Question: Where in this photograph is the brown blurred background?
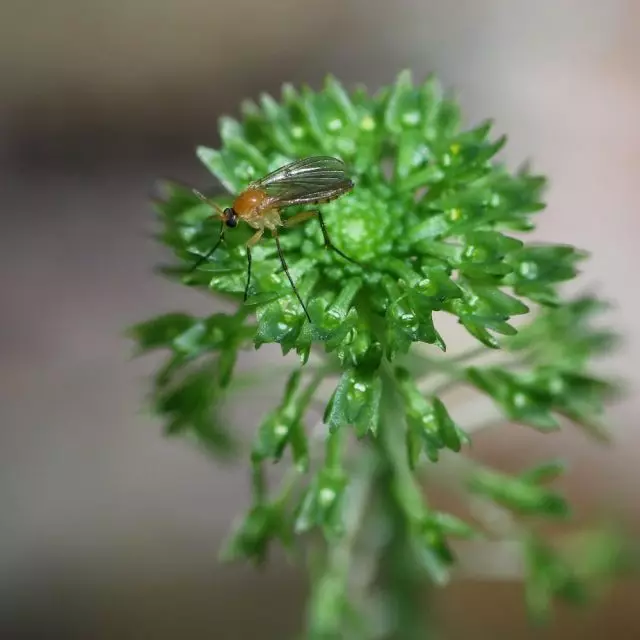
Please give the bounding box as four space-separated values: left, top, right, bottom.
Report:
1 0 639 638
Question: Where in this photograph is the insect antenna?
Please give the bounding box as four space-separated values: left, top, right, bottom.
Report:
192 189 226 217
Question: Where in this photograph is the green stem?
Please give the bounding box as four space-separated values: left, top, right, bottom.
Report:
373 364 433 640
306 366 435 640
305 439 378 639
325 428 345 470
324 451 378 584
251 460 266 503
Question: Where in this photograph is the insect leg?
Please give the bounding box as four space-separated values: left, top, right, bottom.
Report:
286 210 362 267
273 231 311 322
315 209 362 266
189 219 225 272
245 247 252 302
244 229 264 302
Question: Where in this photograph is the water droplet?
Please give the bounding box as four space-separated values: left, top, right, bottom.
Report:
274 423 288 438
421 413 437 430
353 381 367 394
418 278 438 296
463 245 488 262
360 115 376 131
547 376 565 395
347 379 366 402
512 391 529 408
519 261 538 279
319 487 336 506
402 111 420 125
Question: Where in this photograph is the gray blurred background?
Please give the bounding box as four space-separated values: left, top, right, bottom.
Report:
1 0 639 637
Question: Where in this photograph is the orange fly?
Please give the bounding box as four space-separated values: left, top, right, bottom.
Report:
190 156 360 321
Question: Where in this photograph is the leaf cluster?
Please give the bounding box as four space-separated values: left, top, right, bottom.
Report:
131 71 627 632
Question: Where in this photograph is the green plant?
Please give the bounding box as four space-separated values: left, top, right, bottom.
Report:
130 70 631 639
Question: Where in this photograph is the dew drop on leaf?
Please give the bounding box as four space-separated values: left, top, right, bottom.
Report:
319 487 336 506
519 261 539 279
463 246 488 263
513 391 529 408
346 379 368 406
360 115 375 131
418 278 438 296
402 111 420 126
274 423 289 438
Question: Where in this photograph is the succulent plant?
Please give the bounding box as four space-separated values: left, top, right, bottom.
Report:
130 70 630 639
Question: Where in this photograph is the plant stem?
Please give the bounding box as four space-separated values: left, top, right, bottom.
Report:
373 364 433 640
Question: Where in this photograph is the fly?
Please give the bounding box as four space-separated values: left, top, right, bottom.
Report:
190 156 360 321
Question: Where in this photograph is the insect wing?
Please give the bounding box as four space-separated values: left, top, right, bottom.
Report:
250 156 354 206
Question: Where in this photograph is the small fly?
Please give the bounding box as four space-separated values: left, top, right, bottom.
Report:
190 156 360 321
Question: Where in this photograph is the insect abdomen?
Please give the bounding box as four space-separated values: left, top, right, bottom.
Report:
312 180 354 205
313 195 342 205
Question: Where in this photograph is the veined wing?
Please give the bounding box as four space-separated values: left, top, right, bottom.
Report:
249 156 354 207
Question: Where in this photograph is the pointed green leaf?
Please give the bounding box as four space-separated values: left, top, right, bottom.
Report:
469 468 570 518
129 313 197 352
520 459 568 485
384 69 416 134
324 369 382 437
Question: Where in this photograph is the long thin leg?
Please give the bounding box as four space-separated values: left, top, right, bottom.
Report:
244 246 252 302
244 229 264 302
285 210 362 267
189 219 225 272
315 209 361 266
273 231 311 322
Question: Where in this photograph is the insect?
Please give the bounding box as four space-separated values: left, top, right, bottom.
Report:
190 156 360 321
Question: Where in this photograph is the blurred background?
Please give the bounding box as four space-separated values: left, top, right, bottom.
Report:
1 0 639 637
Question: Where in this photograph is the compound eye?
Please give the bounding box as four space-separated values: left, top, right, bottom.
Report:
224 208 238 228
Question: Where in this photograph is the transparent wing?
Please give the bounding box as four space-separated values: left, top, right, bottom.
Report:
250 156 354 206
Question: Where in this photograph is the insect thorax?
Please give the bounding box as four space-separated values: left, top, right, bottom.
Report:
246 208 282 231
233 189 269 217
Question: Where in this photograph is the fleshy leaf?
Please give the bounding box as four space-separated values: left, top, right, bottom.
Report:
324 369 382 437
